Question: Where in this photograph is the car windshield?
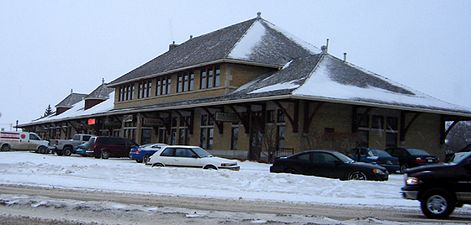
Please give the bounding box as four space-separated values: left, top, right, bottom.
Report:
450 152 471 164
332 151 354 163
407 148 430 156
369 149 392 157
191 147 212 158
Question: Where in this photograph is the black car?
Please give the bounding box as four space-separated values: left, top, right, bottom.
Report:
349 147 400 174
270 150 389 181
402 152 471 219
385 147 439 172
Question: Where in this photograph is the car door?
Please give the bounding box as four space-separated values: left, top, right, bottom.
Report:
287 152 312 174
28 133 43 150
456 155 471 200
174 148 199 167
158 147 176 166
311 152 342 178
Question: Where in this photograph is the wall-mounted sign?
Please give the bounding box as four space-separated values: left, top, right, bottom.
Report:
123 115 133 122
87 118 96 125
215 112 240 122
143 118 162 126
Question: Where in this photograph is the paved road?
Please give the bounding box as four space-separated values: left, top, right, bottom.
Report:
0 184 470 224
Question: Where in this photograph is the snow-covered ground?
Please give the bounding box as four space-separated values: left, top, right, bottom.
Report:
0 151 469 213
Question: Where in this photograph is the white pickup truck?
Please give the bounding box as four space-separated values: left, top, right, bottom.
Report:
53 134 94 156
0 131 49 153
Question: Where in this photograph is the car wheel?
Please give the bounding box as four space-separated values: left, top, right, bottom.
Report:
63 146 72 156
101 151 110 159
38 146 47 154
203 165 217 170
1 144 10 151
420 189 455 219
152 163 164 167
56 150 64 156
348 171 367 180
136 159 143 163
143 155 150 165
400 164 408 173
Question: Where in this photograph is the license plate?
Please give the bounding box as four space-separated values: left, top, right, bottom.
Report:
427 159 433 162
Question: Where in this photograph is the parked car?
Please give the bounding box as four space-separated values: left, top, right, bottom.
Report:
401 152 471 219
148 145 240 171
129 143 167 164
75 139 94 157
0 131 49 153
53 134 95 156
385 147 439 172
86 136 138 159
270 150 389 181
349 147 400 174
445 144 471 162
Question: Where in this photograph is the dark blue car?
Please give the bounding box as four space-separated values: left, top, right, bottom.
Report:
129 143 167 164
349 147 400 174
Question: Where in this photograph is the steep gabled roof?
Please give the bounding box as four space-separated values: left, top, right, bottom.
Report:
85 83 114 100
55 92 87 108
108 16 318 86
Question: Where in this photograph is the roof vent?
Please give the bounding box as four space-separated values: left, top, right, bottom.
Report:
343 53 347 62
190 35 193 39
70 89 73 94
321 46 327 53
257 12 261 18
102 78 105 84
169 41 179 51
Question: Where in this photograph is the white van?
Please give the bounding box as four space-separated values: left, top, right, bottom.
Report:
0 131 49 152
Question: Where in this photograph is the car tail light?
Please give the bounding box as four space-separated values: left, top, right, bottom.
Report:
92 144 97 150
415 157 425 163
136 148 141 154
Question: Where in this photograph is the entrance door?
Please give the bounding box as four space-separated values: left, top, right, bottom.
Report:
141 128 152 145
248 112 264 161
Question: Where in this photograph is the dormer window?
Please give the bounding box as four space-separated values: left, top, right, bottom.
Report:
156 76 172 96
137 80 152 99
177 71 195 93
200 65 220 89
118 83 135 102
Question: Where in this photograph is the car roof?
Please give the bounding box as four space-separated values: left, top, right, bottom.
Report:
163 145 200 148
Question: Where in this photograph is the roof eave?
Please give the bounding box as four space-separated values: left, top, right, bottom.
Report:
293 95 471 118
108 59 281 87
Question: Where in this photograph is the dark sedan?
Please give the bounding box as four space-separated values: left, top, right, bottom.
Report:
270 150 389 181
349 147 400 174
385 147 439 172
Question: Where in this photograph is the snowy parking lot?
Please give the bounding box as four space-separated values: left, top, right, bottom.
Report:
0 151 437 208
1 151 471 224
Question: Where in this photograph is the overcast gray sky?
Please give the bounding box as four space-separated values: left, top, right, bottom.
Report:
1 0 470 131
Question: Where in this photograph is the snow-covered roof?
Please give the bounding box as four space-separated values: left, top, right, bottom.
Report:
108 16 316 86
99 53 471 118
85 83 114 100
20 92 115 127
55 93 87 108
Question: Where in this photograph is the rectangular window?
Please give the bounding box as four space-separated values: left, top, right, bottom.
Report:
156 79 161 96
277 110 285 123
178 128 188 145
356 113 369 128
156 76 171 96
277 125 286 148
214 65 221 87
386 132 398 148
266 110 275 123
372 115 384 129
170 128 177 145
357 130 369 147
167 77 172 94
208 69 214 88
231 126 239 150
200 69 207 89
386 117 398 131
183 73 189 92
158 127 167 143
177 75 183 93
189 72 195 91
